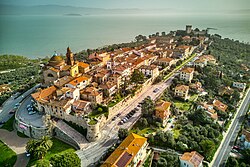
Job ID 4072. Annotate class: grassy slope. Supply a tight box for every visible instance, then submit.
[0,140,17,167]
[27,138,76,166]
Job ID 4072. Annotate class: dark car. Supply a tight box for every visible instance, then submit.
[0,121,5,125]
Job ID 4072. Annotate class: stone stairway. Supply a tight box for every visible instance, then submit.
[55,120,89,150]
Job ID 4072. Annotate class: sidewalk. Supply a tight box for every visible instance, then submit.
[0,129,30,167]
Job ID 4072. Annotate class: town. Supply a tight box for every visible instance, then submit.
[0,25,249,167]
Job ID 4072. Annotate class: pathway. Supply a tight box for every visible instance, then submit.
[0,129,30,167]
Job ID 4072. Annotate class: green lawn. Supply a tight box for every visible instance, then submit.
[27,138,76,167]
[130,127,156,136]
[1,116,15,131]
[174,94,198,111]
[0,140,17,167]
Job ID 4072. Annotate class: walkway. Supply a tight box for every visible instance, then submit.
[0,129,30,167]
[55,120,89,149]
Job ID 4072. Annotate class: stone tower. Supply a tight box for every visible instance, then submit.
[186,25,192,34]
[66,47,74,66]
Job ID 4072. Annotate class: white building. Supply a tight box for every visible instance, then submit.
[232,82,247,92]
[180,67,195,83]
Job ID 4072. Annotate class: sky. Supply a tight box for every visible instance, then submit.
[0,0,250,11]
[1,0,250,11]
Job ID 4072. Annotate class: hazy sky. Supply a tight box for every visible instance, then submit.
[1,0,249,10]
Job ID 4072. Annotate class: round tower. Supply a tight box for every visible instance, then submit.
[86,119,101,142]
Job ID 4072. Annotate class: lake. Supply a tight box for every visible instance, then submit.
[0,14,249,58]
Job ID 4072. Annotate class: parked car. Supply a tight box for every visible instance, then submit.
[26,104,32,109]
[231,149,239,153]
[28,111,36,115]
[153,88,159,93]
[0,121,5,125]
[232,146,240,150]
[117,113,121,117]
[27,107,33,111]
[25,151,30,157]
[15,103,20,106]
[9,110,15,114]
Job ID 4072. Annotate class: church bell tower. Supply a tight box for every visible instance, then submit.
[66,47,74,66]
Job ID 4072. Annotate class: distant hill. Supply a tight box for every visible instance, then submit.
[0,5,176,15]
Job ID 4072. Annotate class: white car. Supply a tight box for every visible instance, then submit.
[28,111,36,115]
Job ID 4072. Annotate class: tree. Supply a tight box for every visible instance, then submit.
[26,139,40,155]
[157,157,167,167]
[118,128,129,140]
[33,146,47,159]
[36,159,50,167]
[130,69,144,84]
[40,136,53,151]
[139,118,148,128]
[242,148,250,164]
[200,139,215,158]
[50,152,81,167]
[161,32,166,36]
[26,136,53,159]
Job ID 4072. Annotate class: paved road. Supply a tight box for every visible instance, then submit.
[0,129,30,167]
[0,84,40,127]
[211,89,250,167]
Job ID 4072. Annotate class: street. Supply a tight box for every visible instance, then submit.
[77,52,200,167]
[0,84,40,127]
[211,89,250,167]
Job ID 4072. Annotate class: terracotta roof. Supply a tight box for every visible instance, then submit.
[194,58,206,63]
[200,55,216,61]
[176,45,190,50]
[72,100,90,114]
[54,76,74,87]
[68,76,89,86]
[182,36,191,40]
[81,87,100,96]
[213,100,228,112]
[100,81,116,90]
[49,67,60,73]
[49,98,71,108]
[158,57,174,62]
[175,85,189,92]
[101,133,147,167]
[31,86,57,103]
[181,67,194,74]
[155,101,171,112]
[180,151,204,167]
[78,62,89,68]
[139,65,158,70]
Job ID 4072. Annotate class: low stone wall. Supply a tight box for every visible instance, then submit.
[108,78,153,119]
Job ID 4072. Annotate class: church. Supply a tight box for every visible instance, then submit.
[42,47,89,86]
